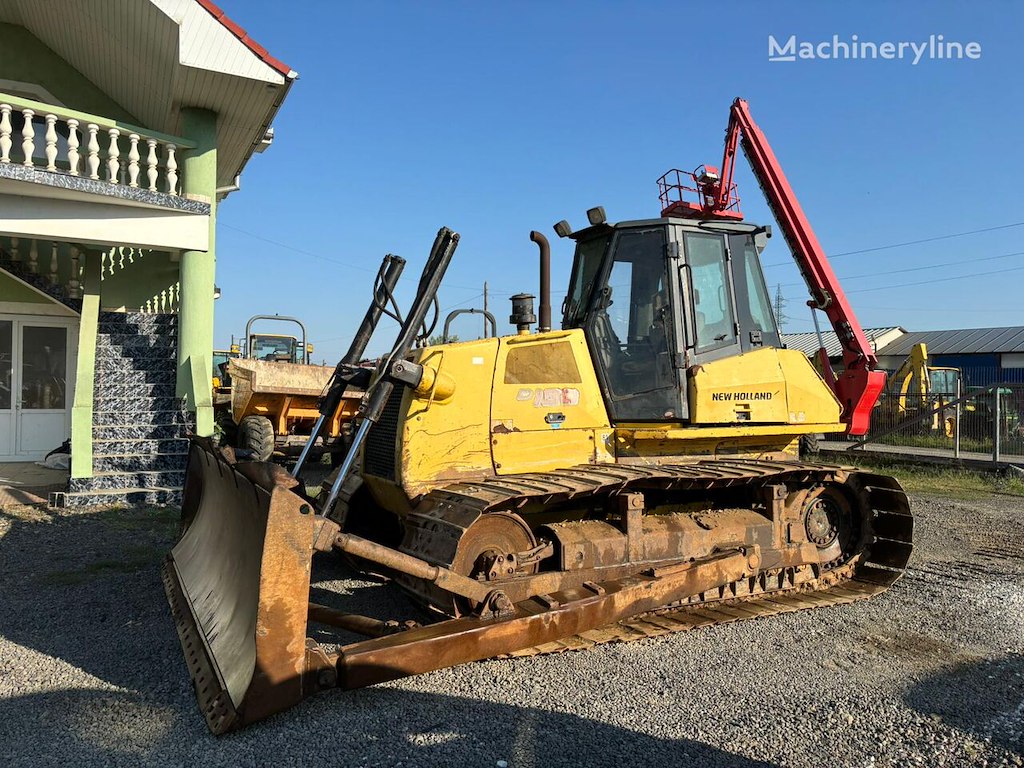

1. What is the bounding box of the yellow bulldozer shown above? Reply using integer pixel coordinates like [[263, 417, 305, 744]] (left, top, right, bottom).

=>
[[163, 99, 912, 733]]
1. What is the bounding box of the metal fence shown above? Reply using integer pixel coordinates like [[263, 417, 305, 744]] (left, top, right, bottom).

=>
[[849, 380, 1024, 462]]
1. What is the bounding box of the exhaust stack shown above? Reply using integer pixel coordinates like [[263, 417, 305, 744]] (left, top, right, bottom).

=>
[[530, 230, 551, 333]]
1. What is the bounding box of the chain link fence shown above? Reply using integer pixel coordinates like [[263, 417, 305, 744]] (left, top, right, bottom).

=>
[[850, 375, 1024, 462]]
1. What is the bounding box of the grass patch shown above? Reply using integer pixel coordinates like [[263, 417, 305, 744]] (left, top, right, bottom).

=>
[[43, 543, 167, 585], [82, 504, 180, 533], [828, 456, 1024, 499], [872, 433, 1024, 455]]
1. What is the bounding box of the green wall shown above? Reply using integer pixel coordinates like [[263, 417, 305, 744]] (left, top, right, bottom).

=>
[[99, 248, 180, 312], [0, 271, 49, 304], [0, 23, 138, 122]]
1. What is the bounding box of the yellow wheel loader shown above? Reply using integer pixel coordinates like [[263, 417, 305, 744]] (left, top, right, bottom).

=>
[[164, 99, 912, 734]]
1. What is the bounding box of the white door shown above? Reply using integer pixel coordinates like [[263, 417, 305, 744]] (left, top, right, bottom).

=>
[[0, 315, 77, 461], [0, 320, 13, 457]]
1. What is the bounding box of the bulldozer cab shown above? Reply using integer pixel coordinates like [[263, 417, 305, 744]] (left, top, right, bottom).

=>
[[249, 333, 303, 363], [563, 219, 780, 422], [243, 315, 312, 365]]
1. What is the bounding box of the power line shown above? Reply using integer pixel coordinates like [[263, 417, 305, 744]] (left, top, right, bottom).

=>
[[221, 222, 378, 274], [858, 305, 1023, 314], [222, 222, 504, 293], [310, 292, 489, 346], [762, 220, 1024, 268], [776, 249, 1024, 288], [846, 263, 1024, 294]]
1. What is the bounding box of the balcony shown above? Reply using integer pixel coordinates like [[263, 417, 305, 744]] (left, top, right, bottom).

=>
[[0, 92, 210, 254]]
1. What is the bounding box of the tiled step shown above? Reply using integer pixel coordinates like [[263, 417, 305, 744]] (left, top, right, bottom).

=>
[[93, 423, 190, 441], [69, 469, 185, 492], [92, 453, 187, 474], [95, 345, 177, 364], [96, 325, 176, 340], [97, 382, 179, 399], [92, 395, 184, 413], [96, 332, 177, 350], [92, 409, 191, 427], [55, 487, 182, 509], [98, 309, 177, 325], [90, 382, 178, 399], [94, 359, 177, 382], [92, 438, 189, 456]]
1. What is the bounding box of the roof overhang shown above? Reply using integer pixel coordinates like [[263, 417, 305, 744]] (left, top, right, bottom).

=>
[[0, 0, 296, 190]]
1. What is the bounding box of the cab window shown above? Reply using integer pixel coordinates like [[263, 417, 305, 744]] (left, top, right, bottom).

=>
[[684, 233, 737, 352]]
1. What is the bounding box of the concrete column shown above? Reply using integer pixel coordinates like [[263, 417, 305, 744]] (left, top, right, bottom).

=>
[[176, 107, 217, 436], [70, 250, 101, 478]]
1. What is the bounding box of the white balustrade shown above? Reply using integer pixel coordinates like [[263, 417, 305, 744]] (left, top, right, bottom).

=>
[[28, 240, 38, 273], [86, 124, 100, 180], [67, 246, 81, 299], [44, 114, 57, 171], [0, 93, 192, 196], [127, 133, 140, 187], [21, 109, 34, 166], [67, 119, 80, 175], [107, 128, 120, 183], [9, 236, 19, 262], [146, 139, 158, 191], [165, 143, 178, 195], [49, 242, 59, 285], [0, 104, 12, 162]]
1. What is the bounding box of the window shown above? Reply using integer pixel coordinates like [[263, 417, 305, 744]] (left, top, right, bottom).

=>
[[730, 234, 781, 350], [21, 326, 66, 410], [563, 233, 611, 329], [586, 228, 679, 420], [685, 233, 737, 351]]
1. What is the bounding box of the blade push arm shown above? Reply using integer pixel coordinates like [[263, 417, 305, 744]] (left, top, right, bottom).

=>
[[721, 98, 884, 435]]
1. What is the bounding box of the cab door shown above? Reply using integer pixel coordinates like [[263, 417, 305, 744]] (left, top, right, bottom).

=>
[[680, 230, 742, 364]]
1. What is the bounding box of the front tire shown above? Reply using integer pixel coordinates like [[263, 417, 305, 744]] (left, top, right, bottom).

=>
[[799, 433, 820, 459], [237, 415, 275, 461]]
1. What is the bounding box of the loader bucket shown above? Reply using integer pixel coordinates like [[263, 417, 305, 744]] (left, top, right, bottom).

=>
[[162, 439, 320, 734]]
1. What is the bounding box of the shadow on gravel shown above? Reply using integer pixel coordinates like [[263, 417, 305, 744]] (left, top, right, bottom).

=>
[[904, 654, 1024, 755], [0, 686, 779, 768], [0, 507, 779, 768]]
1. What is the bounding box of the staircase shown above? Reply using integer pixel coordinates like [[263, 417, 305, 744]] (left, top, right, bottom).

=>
[[61, 311, 192, 507], [0, 253, 80, 311]]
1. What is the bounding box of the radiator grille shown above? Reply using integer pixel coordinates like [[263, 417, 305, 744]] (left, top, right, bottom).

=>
[[363, 388, 405, 480]]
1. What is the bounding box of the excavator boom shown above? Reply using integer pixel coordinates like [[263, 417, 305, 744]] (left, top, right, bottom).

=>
[[661, 99, 885, 435], [727, 99, 884, 435]]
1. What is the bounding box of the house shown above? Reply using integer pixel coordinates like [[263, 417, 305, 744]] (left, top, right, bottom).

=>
[[781, 327, 906, 364], [783, 325, 1024, 388], [875, 326, 1024, 388], [0, 0, 295, 505]]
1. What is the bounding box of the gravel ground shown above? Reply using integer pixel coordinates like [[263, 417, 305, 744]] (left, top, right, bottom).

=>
[[0, 491, 1022, 767]]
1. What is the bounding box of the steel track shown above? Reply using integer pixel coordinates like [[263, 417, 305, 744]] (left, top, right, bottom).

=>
[[397, 459, 913, 655]]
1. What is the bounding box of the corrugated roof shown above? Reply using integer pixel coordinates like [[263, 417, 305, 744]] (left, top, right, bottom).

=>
[[876, 326, 1024, 357], [782, 327, 903, 358]]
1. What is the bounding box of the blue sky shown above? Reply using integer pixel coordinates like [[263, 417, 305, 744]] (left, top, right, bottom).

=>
[[212, 1, 1024, 363]]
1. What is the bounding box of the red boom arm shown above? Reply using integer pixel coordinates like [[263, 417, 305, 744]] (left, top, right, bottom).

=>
[[720, 98, 884, 435]]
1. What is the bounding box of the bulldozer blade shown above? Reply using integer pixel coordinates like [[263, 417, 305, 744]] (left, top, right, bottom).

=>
[[162, 439, 323, 734]]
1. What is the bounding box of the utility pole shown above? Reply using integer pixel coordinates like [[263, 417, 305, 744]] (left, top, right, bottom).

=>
[[483, 281, 488, 339], [773, 284, 788, 333]]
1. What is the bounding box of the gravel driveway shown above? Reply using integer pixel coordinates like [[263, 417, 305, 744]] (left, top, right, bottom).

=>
[[1, 492, 1021, 767]]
